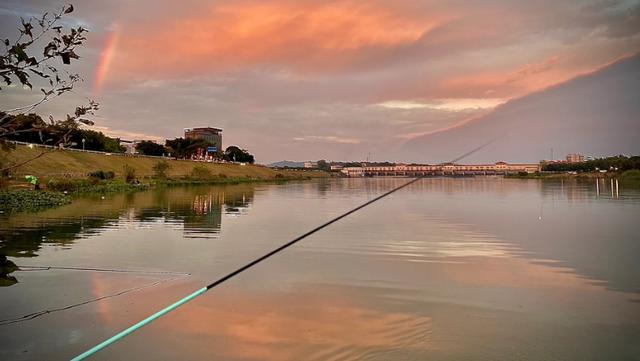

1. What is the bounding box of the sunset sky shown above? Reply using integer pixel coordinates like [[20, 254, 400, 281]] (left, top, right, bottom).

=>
[[1, 0, 639, 162]]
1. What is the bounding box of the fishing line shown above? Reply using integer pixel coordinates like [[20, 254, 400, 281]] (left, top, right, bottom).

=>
[[16, 265, 190, 276], [70, 141, 497, 361], [0, 274, 187, 326]]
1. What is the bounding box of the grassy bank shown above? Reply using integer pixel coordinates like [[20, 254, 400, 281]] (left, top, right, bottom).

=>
[[0, 145, 330, 213], [4, 144, 327, 180]]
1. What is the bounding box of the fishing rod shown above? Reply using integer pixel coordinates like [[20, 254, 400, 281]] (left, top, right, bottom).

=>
[[70, 140, 496, 361]]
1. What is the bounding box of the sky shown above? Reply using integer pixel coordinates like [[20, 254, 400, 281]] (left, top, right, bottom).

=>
[[1, 0, 639, 163]]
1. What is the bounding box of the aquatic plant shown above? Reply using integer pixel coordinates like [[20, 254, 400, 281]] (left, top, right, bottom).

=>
[[0, 190, 70, 213]]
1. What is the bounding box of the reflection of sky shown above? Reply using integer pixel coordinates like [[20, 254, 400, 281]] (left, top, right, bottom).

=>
[[1, 178, 639, 360]]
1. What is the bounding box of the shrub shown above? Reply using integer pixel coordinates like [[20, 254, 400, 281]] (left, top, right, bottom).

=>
[[153, 160, 170, 178], [191, 166, 212, 179], [218, 173, 227, 179], [123, 164, 136, 183], [88, 170, 115, 180], [47, 178, 88, 192], [275, 173, 285, 179]]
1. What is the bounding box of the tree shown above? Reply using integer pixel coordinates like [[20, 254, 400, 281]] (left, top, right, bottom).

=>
[[224, 146, 254, 164], [317, 159, 330, 171], [165, 137, 212, 159], [0, 4, 98, 175], [0, 113, 125, 152], [136, 141, 166, 156]]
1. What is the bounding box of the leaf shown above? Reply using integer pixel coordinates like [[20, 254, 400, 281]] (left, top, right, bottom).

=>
[[43, 42, 57, 57], [64, 4, 74, 14], [1, 74, 11, 85], [14, 70, 31, 88], [60, 52, 70, 64], [10, 45, 28, 62]]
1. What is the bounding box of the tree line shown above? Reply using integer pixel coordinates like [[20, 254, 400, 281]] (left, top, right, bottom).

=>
[[542, 155, 640, 172], [2, 112, 255, 163]]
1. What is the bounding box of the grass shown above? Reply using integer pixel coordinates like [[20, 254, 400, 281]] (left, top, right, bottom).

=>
[[4, 144, 328, 180], [0, 145, 330, 213]]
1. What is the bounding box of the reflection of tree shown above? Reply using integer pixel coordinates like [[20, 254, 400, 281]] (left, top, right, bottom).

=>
[[0, 184, 255, 285], [0, 217, 111, 258]]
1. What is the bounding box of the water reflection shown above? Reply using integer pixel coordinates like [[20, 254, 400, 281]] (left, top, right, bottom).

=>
[[0, 185, 254, 285], [0, 178, 639, 360]]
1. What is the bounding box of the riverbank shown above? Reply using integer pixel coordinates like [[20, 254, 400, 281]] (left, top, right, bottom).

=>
[[505, 170, 634, 180], [0, 145, 330, 213], [4, 144, 326, 180]]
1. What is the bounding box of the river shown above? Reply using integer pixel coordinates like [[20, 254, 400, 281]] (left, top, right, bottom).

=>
[[1, 177, 639, 360]]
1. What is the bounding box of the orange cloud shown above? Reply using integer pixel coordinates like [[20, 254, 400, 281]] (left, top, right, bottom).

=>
[[149, 286, 435, 360], [107, 1, 439, 82], [436, 55, 588, 99]]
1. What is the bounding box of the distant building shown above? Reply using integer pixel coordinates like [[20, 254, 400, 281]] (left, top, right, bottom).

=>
[[566, 153, 585, 163], [304, 161, 318, 169], [184, 127, 222, 153], [341, 162, 540, 177]]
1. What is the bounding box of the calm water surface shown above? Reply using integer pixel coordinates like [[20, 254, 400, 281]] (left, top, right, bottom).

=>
[[0, 177, 639, 360]]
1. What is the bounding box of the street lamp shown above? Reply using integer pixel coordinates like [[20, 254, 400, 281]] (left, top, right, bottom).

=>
[[82, 138, 85, 151]]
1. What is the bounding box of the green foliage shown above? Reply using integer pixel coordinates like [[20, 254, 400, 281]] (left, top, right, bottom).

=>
[[88, 170, 115, 180], [0, 4, 100, 176], [224, 145, 255, 164], [190, 165, 212, 179], [0, 4, 85, 91], [47, 178, 90, 192], [542, 155, 640, 172], [0, 113, 122, 152], [136, 141, 166, 156], [122, 164, 136, 183], [0, 190, 70, 212], [317, 159, 330, 171], [620, 169, 640, 182], [152, 160, 170, 178], [165, 137, 212, 158]]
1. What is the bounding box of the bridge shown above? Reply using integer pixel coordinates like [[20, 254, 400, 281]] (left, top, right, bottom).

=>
[[341, 162, 540, 177]]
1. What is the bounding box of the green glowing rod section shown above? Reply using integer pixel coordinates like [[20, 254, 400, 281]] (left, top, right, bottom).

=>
[[70, 287, 207, 361]]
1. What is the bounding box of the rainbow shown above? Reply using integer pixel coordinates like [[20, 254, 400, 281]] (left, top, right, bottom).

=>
[[93, 27, 120, 95]]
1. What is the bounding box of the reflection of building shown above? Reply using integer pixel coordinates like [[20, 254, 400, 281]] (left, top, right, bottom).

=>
[[184, 127, 222, 153], [566, 153, 585, 163]]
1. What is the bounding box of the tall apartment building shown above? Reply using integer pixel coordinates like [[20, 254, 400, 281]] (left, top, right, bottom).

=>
[[566, 153, 585, 163], [184, 127, 222, 153]]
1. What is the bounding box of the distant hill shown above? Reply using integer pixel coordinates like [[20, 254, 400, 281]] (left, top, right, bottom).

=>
[[401, 52, 640, 163], [268, 160, 305, 168]]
